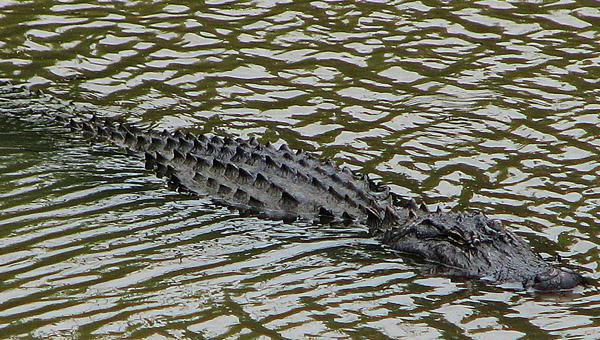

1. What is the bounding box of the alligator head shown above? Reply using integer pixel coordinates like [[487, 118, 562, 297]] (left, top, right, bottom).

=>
[[378, 208, 584, 291]]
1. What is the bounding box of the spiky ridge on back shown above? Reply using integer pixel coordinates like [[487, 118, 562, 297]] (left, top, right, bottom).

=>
[[0, 82, 398, 229], [71, 116, 398, 228]]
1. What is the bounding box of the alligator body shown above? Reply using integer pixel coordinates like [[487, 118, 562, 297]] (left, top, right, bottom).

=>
[[0, 82, 584, 291]]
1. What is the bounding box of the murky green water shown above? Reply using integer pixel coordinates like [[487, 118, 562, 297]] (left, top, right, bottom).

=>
[[0, 0, 599, 338]]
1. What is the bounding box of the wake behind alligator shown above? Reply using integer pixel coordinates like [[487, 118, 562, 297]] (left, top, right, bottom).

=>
[[0, 82, 584, 291]]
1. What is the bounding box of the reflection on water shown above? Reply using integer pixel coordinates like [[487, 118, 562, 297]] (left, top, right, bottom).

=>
[[0, 0, 599, 338]]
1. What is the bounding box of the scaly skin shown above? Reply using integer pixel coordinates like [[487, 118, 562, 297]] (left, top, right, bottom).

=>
[[0, 82, 584, 291]]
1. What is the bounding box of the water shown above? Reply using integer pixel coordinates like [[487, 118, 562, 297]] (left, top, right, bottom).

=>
[[0, 0, 599, 338]]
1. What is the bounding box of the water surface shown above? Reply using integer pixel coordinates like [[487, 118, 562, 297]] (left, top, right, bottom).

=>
[[0, 0, 599, 338]]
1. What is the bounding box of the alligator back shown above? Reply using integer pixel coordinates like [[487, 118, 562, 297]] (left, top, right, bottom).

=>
[[0, 81, 395, 228], [86, 116, 396, 226]]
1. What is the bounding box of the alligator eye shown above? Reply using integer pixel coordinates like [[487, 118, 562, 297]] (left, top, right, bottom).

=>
[[421, 218, 445, 232], [488, 220, 503, 232]]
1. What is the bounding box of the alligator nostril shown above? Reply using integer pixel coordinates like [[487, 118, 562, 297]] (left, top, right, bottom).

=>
[[533, 268, 583, 291]]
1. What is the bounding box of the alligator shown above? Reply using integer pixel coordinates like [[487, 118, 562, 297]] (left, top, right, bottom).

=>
[[0, 81, 585, 291]]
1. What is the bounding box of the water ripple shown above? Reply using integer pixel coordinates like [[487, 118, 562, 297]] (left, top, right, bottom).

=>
[[0, 0, 599, 337]]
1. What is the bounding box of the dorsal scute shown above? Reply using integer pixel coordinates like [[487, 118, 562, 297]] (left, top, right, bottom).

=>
[[81, 117, 384, 226]]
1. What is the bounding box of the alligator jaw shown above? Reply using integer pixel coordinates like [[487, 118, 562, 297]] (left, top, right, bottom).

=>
[[532, 267, 584, 291], [380, 207, 586, 291]]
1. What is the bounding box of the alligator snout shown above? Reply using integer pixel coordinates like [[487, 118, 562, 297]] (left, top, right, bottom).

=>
[[533, 267, 584, 291]]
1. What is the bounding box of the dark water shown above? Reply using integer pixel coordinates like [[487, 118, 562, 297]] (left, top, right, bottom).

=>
[[0, 0, 599, 338]]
